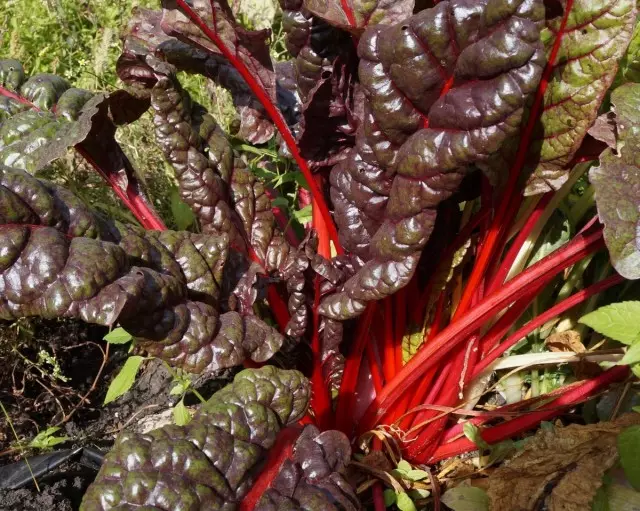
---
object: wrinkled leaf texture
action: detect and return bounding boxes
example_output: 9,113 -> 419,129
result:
321,0 -> 546,319
0,165 -> 285,374
303,0 -> 416,32
118,11 -> 350,339
590,82 -> 640,279
118,7 -> 298,145
160,0 -> 279,144
0,59 -> 159,224
81,366 -> 359,510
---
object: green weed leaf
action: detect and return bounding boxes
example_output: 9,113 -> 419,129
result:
104,356 -> 144,405
463,423 -> 490,449
28,426 -> 69,450
383,489 -> 396,507
406,469 -> 430,481
173,398 -> 191,426
579,302 -> 640,345
617,425 -> 640,491
619,343 -> 640,366
397,459 -> 412,472
396,492 -> 417,511
103,327 -> 133,344
292,205 -> 312,225
441,487 -> 490,511
170,188 -> 195,231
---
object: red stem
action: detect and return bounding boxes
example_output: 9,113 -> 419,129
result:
366,340 -> 384,396
486,192 -> 553,294
357,228 -> 604,433
238,426 -> 302,510
474,273 -> 625,377
336,305 -> 376,435
453,0 -> 575,317
173,0 -> 343,254
428,364 -> 630,463
340,0 -> 357,27
382,298 -> 396,382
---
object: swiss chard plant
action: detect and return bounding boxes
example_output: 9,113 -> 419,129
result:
2,0 -> 640,508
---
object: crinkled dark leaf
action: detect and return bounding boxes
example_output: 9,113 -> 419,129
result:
0,167 -> 284,373
161,0 -> 276,103
321,0 -> 545,319
524,0 -> 636,195
119,7 -> 288,144
321,317 -> 345,397
255,426 -> 359,510
0,165 -> 101,238
0,59 -> 159,224
303,0 -> 415,32
297,57 -> 359,168
81,366 -> 310,510
590,82 -> 640,279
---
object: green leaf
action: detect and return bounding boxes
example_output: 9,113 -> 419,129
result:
270,196 -> 289,209
633,406 -> 640,414
104,356 -> 144,405
579,302 -> 640,345
618,425 -> 640,491
592,485 -> 610,511
406,469 -> 430,481
383,489 -> 396,507
170,188 -> 195,231
441,487 -> 490,511
409,488 -> 431,500
28,426 -> 69,450
619,343 -> 640,366
173,398 -> 191,426
103,327 -> 133,344
292,205 -> 312,225
397,459 -> 412,472
396,492 -> 417,511
463,423 -> 489,450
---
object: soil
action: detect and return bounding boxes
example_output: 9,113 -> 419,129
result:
0,318 -> 234,510
0,459 -> 95,511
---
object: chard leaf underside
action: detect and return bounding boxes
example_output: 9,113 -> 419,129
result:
590,82 -> 640,279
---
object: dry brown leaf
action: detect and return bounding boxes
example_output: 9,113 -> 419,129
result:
486,413 -> 640,511
545,330 -> 585,353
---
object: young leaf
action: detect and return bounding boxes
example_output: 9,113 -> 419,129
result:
579,302 -> 640,345
441,487 -> 490,511
28,427 -> 69,450
103,327 -> 133,345
406,469 -> 430,481
617,425 -> 640,491
619,343 -> 640,366
463,423 -> 490,450
173,398 -> 192,426
396,492 -> 417,511
104,356 -> 145,405
396,459 -> 412,473
383,489 -> 397,507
